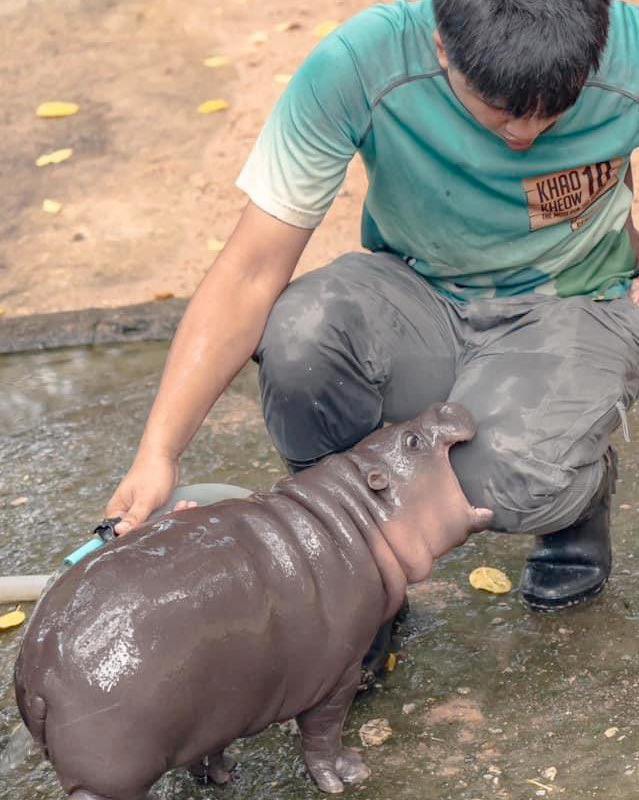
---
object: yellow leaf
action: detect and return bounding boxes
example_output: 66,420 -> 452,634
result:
0,609 -> 26,631
198,99 -> 230,114
203,56 -> 231,68
36,102 -> 79,118
207,238 -> 226,253
274,73 -> 292,85
314,20 -> 339,38
35,148 -> 73,167
42,199 -> 63,214
385,652 -> 397,672
469,566 -> 512,595
249,30 -> 268,45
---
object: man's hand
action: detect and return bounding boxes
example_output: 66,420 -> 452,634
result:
105,451 -> 180,535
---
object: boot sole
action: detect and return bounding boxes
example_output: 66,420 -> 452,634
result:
520,577 -> 608,613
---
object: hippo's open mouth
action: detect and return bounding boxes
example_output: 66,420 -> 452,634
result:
433,406 -> 494,533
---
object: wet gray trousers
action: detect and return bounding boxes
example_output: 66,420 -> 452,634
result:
255,252 -> 639,535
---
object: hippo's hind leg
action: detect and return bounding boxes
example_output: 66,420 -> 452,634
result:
188,749 -> 236,785
297,662 -> 370,794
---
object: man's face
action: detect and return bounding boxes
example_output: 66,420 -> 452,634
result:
435,31 -> 561,152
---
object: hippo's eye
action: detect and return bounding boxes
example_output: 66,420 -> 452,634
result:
404,432 -> 423,450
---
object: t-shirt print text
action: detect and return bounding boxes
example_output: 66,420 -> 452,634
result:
523,157 -> 623,232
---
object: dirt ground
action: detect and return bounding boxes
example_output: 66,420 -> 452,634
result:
1,0 -> 369,317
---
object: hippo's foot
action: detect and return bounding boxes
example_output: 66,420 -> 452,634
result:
305,748 -> 370,793
335,748 -> 371,783
297,661 -> 368,793
188,750 -> 236,786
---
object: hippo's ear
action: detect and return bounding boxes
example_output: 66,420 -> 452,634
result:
367,468 -> 389,491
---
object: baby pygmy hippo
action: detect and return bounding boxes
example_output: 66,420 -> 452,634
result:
14,402 -> 492,798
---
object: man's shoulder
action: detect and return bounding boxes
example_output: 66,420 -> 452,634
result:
592,1 -> 639,101
332,0 -> 440,102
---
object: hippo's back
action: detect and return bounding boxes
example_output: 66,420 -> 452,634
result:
15,503 -> 277,770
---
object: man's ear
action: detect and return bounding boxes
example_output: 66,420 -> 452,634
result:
434,29 -> 449,70
367,469 -> 389,491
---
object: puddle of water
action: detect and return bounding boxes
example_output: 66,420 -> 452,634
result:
1,342 -> 639,800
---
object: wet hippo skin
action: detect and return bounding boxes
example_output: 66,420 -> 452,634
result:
14,402 -> 492,798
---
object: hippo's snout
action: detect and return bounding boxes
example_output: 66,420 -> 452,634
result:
420,402 -> 477,447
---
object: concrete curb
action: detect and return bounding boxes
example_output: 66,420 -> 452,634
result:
0,298 -> 188,354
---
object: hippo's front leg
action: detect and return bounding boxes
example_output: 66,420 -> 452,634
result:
297,662 -> 370,794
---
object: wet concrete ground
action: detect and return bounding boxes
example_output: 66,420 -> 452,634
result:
1,342 -> 639,799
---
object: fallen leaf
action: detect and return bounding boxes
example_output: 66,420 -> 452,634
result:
207,238 -> 226,253
314,20 -> 339,38
542,767 -> 558,782
153,292 -> 175,301
0,609 -> 27,631
359,718 -> 392,747
249,30 -> 268,45
10,496 -> 29,507
604,726 -> 619,738
274,73 -> 292,85
203,55 -> 231,68
35,148 -> 73,167
198,99 -> 230,114
385,652 -> 397,672
36,102 -> 79,118
469,566 -> 512,595
275,20 -> 301,32
42,199 -> 63,214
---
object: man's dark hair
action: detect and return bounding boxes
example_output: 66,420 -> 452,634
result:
433,0 -> 612,118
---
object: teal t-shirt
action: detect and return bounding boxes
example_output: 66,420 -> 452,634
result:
236,0 -> 639,301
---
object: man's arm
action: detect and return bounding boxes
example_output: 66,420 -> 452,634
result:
106,201 -> 313,534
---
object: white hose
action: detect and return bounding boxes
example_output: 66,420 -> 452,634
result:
1,486 -> 251,605
0,576 -> 53,604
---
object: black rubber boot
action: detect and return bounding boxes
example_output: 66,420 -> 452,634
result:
519,447 -> 617,612
358,596 -> 409,692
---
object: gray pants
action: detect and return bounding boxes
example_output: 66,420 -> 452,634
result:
256,252 -> 639,535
